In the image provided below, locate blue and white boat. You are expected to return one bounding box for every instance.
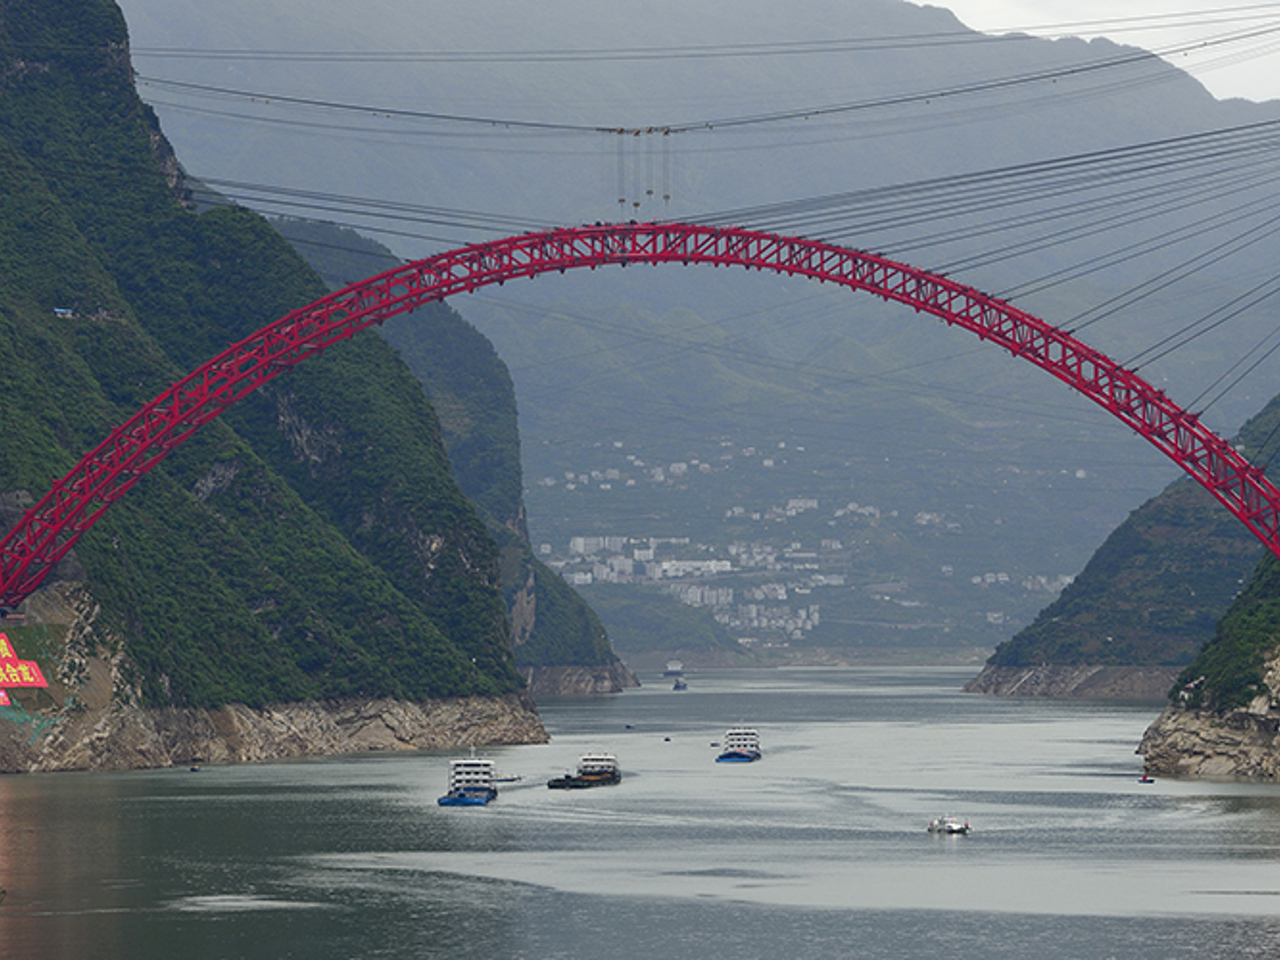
[715,727,761,763]
[437,755,499,806]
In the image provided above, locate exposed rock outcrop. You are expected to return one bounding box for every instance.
[2,689,546,773]
[1137,645,1280,780]
[0,584,547,773]
[964,664,1180,700]
[524,661,640,699]
[1137,705,1280,780]
[1,691,547,773]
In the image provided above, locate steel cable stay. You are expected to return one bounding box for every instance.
[4,223,1280,609]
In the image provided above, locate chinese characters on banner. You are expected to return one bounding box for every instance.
[0,631,48,706]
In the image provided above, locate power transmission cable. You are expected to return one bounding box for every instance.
[18,120,1280,421]
[1127,274,1280,372]
[110,6,1280,63]
[131,20,1280,136]
[1201,333,1280,415]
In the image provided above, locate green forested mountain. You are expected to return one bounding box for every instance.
[0,0,523,705]
[271,217,617,669]
[985,395,1280,673]
[1173,553,1280,712]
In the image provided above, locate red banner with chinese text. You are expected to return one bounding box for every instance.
[0,632,48,688]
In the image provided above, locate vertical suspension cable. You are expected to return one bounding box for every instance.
[662,129,672,208]
[616,131,626,218]
[631,130,642,215]
[645,129,656,212]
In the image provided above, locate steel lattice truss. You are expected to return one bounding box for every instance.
[3,222,1279,608]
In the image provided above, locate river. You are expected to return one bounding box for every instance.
[3,667,1280,959]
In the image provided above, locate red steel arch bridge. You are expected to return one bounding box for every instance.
[3,221,1280,609]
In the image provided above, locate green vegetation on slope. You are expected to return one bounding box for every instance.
[1173,554,1280,712]
[0,0,521,705]
[271,217,621,668]
[986,480,1260,666]
[986,394,1280,669]
[577,582,739,656]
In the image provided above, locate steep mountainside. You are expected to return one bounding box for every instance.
[967,395,1280,697]
[0,0,545,768]
[271,217,634,689]
[1138,553,1280,780]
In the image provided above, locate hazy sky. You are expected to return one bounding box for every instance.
[941,0,1280,101]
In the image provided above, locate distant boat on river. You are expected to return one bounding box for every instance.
[438,755,498,806]
[715,727,761,763]
[548,753,622,788]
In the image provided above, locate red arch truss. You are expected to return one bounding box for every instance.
[3,222,1279,607]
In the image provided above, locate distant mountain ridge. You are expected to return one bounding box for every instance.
[115,0,1280,657]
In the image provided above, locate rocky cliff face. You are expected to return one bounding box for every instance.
[0,583,546,774]
[1137,706,1280,780]
[1137,646,1280,780]
[523,662,640,699]
[964,664,1179,700]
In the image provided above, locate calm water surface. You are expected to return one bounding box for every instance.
[3,667,1280,959]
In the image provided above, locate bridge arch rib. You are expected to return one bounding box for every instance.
[3,221,1279,607]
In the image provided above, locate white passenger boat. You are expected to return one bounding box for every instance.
[438,755,498,806]
[927,815,970,835]
[715,727,762,763]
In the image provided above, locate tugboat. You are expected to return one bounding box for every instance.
[547,753,622,788]
[437,754,499,806]
[715,727,762,763]
[927,815,971,835]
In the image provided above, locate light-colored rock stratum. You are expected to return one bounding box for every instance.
[964,664,1179,700]
[0,584,547,773]
[1138,646,1280,781]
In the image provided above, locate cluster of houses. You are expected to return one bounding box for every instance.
[538,470,1078,640]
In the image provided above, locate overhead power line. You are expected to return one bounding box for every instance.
[132,18,1280,136]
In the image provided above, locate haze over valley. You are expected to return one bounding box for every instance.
[115,0,1280,657]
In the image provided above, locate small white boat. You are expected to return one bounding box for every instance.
[927,815,970,835]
